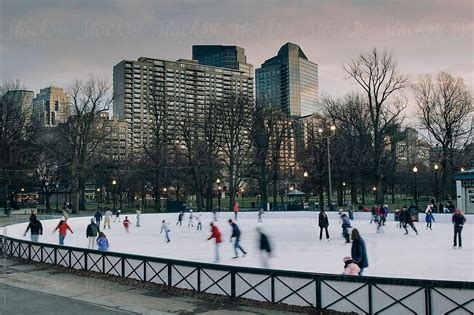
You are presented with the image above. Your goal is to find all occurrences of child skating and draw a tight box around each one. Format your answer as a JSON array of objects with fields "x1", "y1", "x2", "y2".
[
  {"x1": 53, "y1": 218, "x2": 73, "y2": 246},
  {"x1": 96, "y1": 232, "x2": 109, "y2": 251}
]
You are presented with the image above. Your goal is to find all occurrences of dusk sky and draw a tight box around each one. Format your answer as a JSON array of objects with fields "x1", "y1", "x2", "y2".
[{"x1": 1, "y1": 0, "x2": 472, "y2": 123}]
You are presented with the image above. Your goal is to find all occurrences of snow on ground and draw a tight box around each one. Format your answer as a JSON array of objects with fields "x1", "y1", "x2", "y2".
[{"x1": 4, "y1": 211, "x2": 473, "y2": 282}]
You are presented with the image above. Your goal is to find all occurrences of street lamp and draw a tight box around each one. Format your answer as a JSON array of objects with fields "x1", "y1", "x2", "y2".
[
  {"x1": 342, "y1": 182, "x2": 346, "y2": 205},
  {"x1": 240, "y1": 188, "x2": 244, "y2": 207},
  {"x1": 413, "y1": 166, "x2": 418, "y2": 209},
  {"x1": 56, "y1": 183, "x2": 59, "y2": 213},
  {"x1": 97, "y1": 188, "x2": 101, "y2": 209},
  {"x1": 112, "y1": 180, "x2": 117, "y2": 212},
  {"x1": 460, "y1": 167, "x2": 465, "y2": 172},
  {"x1": 318, "y1": 125, "x2": 336, "y2": 209},
  {"x1": 217, "y1": 184, "x2": 221, "y2": 211},
  {"x1": 303, "y1": 171, "x2": 308, "y2": 178},
  {"x1": 163, "y1": 187, "x2": 167, "y2": 210},
  {"x1": 434, "y1": 164, "x2": 439, "y2": 201},
  {"x1": 372, "y1": 186, "x2": 376, "y2": 201}
]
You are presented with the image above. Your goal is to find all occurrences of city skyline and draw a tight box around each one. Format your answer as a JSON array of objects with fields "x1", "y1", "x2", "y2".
[{"x1": 1, "y1": 0, "x2": 472, "y2": 124}]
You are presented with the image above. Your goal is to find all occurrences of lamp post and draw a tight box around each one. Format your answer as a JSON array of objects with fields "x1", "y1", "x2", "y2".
[
  {"x1": 216, "y1": 179, "x2": 221, "y2": 211},
  {"x1": 112, "y1": 180, "x2": 117, "y2": 212},
  {"x1": 97, "y1": 188, "x2": 101, "y2": 209},
  {"x1": 163, "y1": 188, "x2": 167, "y2": 210},
  {"x1": 240, "y1": 188, "x2": 244, "y2": 207},
  {"x1": 342, "y1": 182, "x2": 346, "y2": 205},
  {"x1": 434, "y1": 164, "x2": 439, "y2": 201},
  {"x1": 318, "y1": 125, "x2": 336, "y2": 209},
  {"x1": 56, "y1": 183, "x2": 59, "y2": 213},
  {"x1": 413, "y1": 166, "x2": 418, "y2": 210},
  {"x1": 372, "y1": 186, "x2": 376, "y2": 202},
  {"x1": 303, "y1": 171, "x2": 309, "y2": 202}
]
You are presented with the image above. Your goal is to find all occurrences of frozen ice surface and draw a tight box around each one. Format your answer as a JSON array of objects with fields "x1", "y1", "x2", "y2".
[{"x1": 5, "y1": 211, "x2": 473, "y2": 282}]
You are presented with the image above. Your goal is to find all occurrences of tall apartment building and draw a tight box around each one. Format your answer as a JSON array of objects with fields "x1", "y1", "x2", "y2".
[
  {"x1": 192, "y1": 45, "x2": 254, "y2": 77},
  {"x1": 3, "y1": 90, "x2": 34, "y2": 119},
  {"x1": 256, "y1": 43, "x2": 319, "y2": 117},
  {"x1": 113, "y1": 57, "x2": 254, "y2": 153},
  {"x1": 32, "y1": 86, "x2": 71, "y2": 127},
  {"x1": 98, "y1": 112, "x2": 128, "y2": 161}
]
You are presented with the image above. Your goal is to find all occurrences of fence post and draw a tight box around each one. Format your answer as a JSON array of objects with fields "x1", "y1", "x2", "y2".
[
  {"x1": 231, "y1": 271, "x2": 236, "y2": 298},
  {"x1": 425, "y1": 285, "x2": 432, "y2": 315},
  {"x1": 316, "y1": 277, "x2": 322, "y2": 309},
  {"x1": 271, "y1": 275, "x2": 275, "y2": 303},
  {"x1": 69, "y1": 250, "x2": 72, "y2": 267},
  {"x1": 28, "y1": 243, "x2": 31, "y2": 260},
  {"x1": 41, "y1": 245, "x2": 43, "y2": 262},
  {"x1": 368, "y1": 284, "x2": 373, "y2": 315},
  {"x1": 54, "y1": 248, "x2": 57, "y2": 265},
  {"x1": 197, "y1": 268, "x2": 201, "y2": 292},
  {"x1": 121, "y1": 258, "x2": 125, "y2": 277},
  {"x1": 143, "y1": 261, "x2": 147, "y2": 282},
  {"x1": 168, "y1": 264, "x2": 172, "y2": 287},
  {"x1": 84, "y1": 252, "x2": 88, "y2": 270}
]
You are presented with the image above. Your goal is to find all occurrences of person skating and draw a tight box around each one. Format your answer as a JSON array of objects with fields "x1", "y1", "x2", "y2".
[
  {"x1": 342, "y1": 256, "x2": 360, "y2": 276},
  {"x1": 86, "y1": 218, "x2": 99, "y2": 249},
  {"x1": 228, "y1": 219, "x2": 247, "y2": 258},
  {"x1": 114, "y1": 208, "x2": 122, "y2": 223},
  {"x1": 351, "y1": 228, "x2": 368, "y2": 276},
  {"x1": 96, "y1": 232, "x2": 109, "y2": 251},
  {"x1": 233, "y1": 203, "x2": 239, "y2": 221},
  {"x1": 348, "y1": 204, "x2": 354, "y2": 221},
  {"x1": 123, "y1": 216, "x2": 131, "y2": 233},
  {"x1": 24, "y1": 215, "x2": 43, "y2": 242},
  {"x1": 213, "y1": 209, "x2": 218, "y2": 221},
  {"x1": 370, "y1": 205, "x2": 377, "y2": 224},
  {"x1": 318, "y1": 209, "x2": 330, "y2": 241},
  {"x1": 341, "y1": 214, "x2": 351, "y2": 243},
  {"x1": 104, "y1": 209, "x2": 113, "y2": 229},
  {"x1": 401, "y1": 205, "x2": 418, "y2": 235},
  {"x1": 256, "y1": 227, "x2": 272, "y2": 268},
  {"x1": 160, "y1": 220, "x2": 171, "y2": 242},
  {"x1": 136, "y1": 208, "x2": 142, "y2": 227},
  {"x1": 176, "y1": 211, "x2": 184, "y2": 226},
  {"x1": 94, "y1": 209, "x2": 103, "y2": 230},
  {"x1": 53, "y1": 218, "x2": 73, "y2": 246},
  {"x1": 188, "y1": 209, "x2": 194, "y2": 227},
  {"x1": 196, "y1": 212, "x2": 202, "y2": 230},
  {"x1": 258, "y1": 208, "x2": 264, "y2": 222},
  {"x1": 452, "y1": 210, "x2": 466, "y2": 249},
  {"x1": 207, "y1": 223, "x2": 222, "y2": 263},
  {"x1": 425, "y1": 205, "x2": 435, "y2": 230}
]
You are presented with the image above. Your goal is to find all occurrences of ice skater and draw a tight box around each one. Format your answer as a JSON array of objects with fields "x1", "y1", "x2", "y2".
[
  {"x1": 351, "y1": 229, "x2": 368, "y2": 276},
  {"x1": 136, "y1": 208, "x2": 142, "y2": 227},
  {"x1": 401, "y1": 205, "x2": 418, "y2": 235},
  {"x1": 341, "y1": 214, "x2": 351, "y2": 243},
  {"x1": 104, "y1": 209, "x2": 113, "y2": 229},
  {"x1": 342, "y1": 256, "x2": 360, "y2": 276},
  {"x1": 160, "y1": 220, "x2": 171, "y2": 242},
  {"x1": 256, "y1": 227, "x2": 272, "y2": 268},
  {"x1": 207, "y1": 223, "x2": 222, "y2": 263},
  {"x1": 213, "y1": 209, "x2": 218, "y2": 221},
  {"x1": 96, "y1": 232, "x2": 109, "y2": 251},
  {"x1": 452, "y1": 210, "x2": 466, "y2": 249},
  {"x1": 318, "y1": 209, "x2": 330, "y2": 241},
  {"x1": 23, "y1": 215, "x2": 43, "y2": 242},
  {"x1": 176, "y1": 211, "x2": 184, "y2": 226},
  {"x1": 86, "y1": 218, "x2": 99, "y2": 249},
  {"x1": 228, "y1": 219, "x2": 246, "y2": 258},
  {"x1": 53, "y1": 218, "x2": 73, "y2": 246},
  {"x1": 123, "y1": 216, "x2": 131, "y2": 233},
  {"x1": 94, "y1": 209, "x2": 102, "y2": 230},
  {"x1": 233, "y1": 203, "x2": 239, "y2": 221},
  {"x1": 196, "y1": 212, "x2": 202, "y2": 230},
  {"x1": 114, "y1": 208, "x2": 121, "y2": 222},
  {"x1": 258, "y1": 208, "x2": 264, "y2": 222},
  {"x1": 425, "y1": 206, "x2": 435, "y2": 230},
  {"x1": 188, "y1": 209, "x2": 194, "y2": 227},
  {"x1": 348, "y1": 204, "x2": 354, "y2": 221}
]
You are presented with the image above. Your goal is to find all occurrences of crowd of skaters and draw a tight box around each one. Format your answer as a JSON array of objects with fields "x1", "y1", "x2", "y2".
[{"x1": 22, "y1": 200, "x2": 468, "y2": 275}]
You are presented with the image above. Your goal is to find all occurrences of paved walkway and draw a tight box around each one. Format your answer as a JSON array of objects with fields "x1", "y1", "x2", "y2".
[{"x1": 0, "y1": 214, "x2": 308, "y2": 315}]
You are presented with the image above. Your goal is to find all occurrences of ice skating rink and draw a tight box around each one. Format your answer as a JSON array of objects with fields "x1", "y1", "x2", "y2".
[{"x1": 5, "y1": 211, "x2": 473, "y2": 281}]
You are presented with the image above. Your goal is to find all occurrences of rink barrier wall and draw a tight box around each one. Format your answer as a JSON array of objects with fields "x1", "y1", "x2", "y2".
[{"x1": 1, "y1": 236, "x2": 473, "y2": 315}]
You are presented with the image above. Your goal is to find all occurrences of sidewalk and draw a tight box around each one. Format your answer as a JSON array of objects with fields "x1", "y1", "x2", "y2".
[{"x1": 0, "y1": 215, "x2": 348, "y2": 315}]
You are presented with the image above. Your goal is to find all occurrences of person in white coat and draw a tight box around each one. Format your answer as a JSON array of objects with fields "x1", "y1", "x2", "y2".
[
  {"x1": 188, "y1": 209, "x2": 194, "y2": 227},
  {"x1": 136, "y1": 208, "x2": 142, "y2": 227},
  {"x1": 103, "y1": 209, "x2": 113, "y2": 229},
  {"x1": 160, "y1": 220, "x2": 171, "y2": 242},
  {"x1": 196, "y1": 212, "x2": 202, "y2": 230}
]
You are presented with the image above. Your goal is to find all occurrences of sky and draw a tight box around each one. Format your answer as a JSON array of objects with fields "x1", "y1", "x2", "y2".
[{"x1": 0, "y1": 0, "x2": 473, "y2": 125}]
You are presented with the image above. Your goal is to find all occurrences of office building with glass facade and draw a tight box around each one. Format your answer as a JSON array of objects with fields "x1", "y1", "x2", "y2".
[{"x1": 192, "y1": 45, "x2": 253, "y2": 78}]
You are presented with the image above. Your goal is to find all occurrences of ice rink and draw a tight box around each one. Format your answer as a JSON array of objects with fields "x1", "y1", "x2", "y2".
[{"x1": 4, "y1": 211, "x2": 473, "y2": 282}]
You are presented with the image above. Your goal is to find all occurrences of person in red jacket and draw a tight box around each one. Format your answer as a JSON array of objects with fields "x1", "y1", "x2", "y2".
[
  {"x1": 207, "y1": 223, "x2": 222, "y2": 262},
  {"x1": 53, "y1": 218, "x2": 73, "y2": 245},
  {"x1": 123, "y1": 216, "x2": 131, "y2": 233}
]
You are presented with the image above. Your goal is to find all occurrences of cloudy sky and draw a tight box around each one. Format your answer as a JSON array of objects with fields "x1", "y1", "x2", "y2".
[{"x1": 1, "y1": 0, "x2": 472, "y2": 122}]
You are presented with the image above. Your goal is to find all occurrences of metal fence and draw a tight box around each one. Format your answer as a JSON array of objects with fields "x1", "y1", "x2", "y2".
[{"x1": 1, "y1": 236, "x2": 473, "y2": 315}]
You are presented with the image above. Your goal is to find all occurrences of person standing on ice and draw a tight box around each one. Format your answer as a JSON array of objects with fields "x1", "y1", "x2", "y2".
[
  {"x1": 258, "y1": 208, "x2": 264, "y2": 222},
  {"x1": 348, "y1": 203, "x2": 354, "y2": 221},
  {"x1": 318, "y1": 209, "x2": 330, "y2": 241},
  {"x1": 114, "y1": 208, "x2": 122, "y2": 223},
  {"x1": 342, "y1": 256, "x2": 360, "y2": 276},
  {"x1": 188, "y1": 209, "x2": 194, "y2": 227},
  {"x1": 425, "y1": 205, "x2": 435, "y2": 230},
  {"x1": 103, "y1": 209, "x2": 113, "y2": 229},
  {"x1": 452, "y1": 210, "x2": 466, "y2": 249},
  {"x1": 176, "y1": 211, "x2": 184, "y2": 226},
  {"x1": 256, "y1": 227, "x2": 272, "y2": 268},
  {"x1": 53, "y1": 218, "x2": 73, "y2": 246},
  {"x1": 24, "y1": 215, "x2": 43, "y2": 242},
  {"x1": 228, "y1": 219, "x2": 247, "y2": 258},
  {"x1": 233, "y1": 203, "x2": 239, "y2": 221},
  {"x1": 341, "y1": 214, "x2": 351, "y2": 243},
  {"x1": 350, "y1": 229, "x2": 368, "y2": 276},
  {"x1": 94, "y1": 209, "x2": 102, "y2": 230},
  {"x1": 86, "y1": 218, "x2": 99, "y2": 249},
  {"x1": 213, "y1": 208, "x2": 218, "y2": 221},
  {"x1": 160, "y1": 220, "x2": 171, "y2": 242},
  {"x1": 196, "y1": 212, "x2": 202, "y2": 230},
  {"x1": 207, "y1": 223, "x2": 222, "y2": 262},
  {"x1": 123, "y1": 216, "x2": 131, "y2": 233},
  {"x1": 136, "y1": 208, "x2": 142, "y2": 227}
]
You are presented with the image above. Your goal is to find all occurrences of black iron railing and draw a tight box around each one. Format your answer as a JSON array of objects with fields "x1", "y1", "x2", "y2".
[{"x1": 1, "y1": 236, "x2": 472, "y2": 315}]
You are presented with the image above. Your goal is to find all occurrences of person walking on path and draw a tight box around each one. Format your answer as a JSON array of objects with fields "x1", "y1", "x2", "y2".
[
  {"x1": 256, "y1": 227, "x2": 272, "y2": 268},
  {"x1": 86, "y1": 218, "x2": 99, "y2": 249},
  {"x1": 176, "y1": 211, "x2": 184, "y2": 226},
  {"x1": 258, "y1": 208, "x2": 264, "y2": 222},
  {"x1": 207, "y1": 223, "x2": 222, "y2": 263},
  {"x1": 196, "y1": 212, "x2": 202, "y2": 230},
  {"x1": 94, "y1": 209, "x2": 103, "y2": 231},
  {"x1": 342, "y1": 256, "x2": 360, "y2": 276},
  {"x1": 160, "y1": 220, "x2": 171, "y2": 242},
  {"x1": 452, "y1": 210, "x2": 466, "y2": 249},
  {"x1": 53, "y1": 218, "x2": 73, "y2": 246},
  {"x1": 24, "y1": 216, "x2": 43, "y2": 242},
  {"x1": 351, "y1": 228, "x2": 368, "y2": 276},
  {"x1": 425, "y1": 205, "x2": 435, "y2": 230},
  {"x1": 136, "y1": 208, "x2": 142, "y2": 227},
  {"x1": 233, "y1": 203, "x2": 239, "y2": 221},
  {"x1": 96, "y1": 232, "x2": 109, "y2": 251},
  {"x1": 123, "y1": 216, "x2": 131, "y2": 233},
  {"x1": 318, "y1": 209, "x2": 330, "y2": 241},
  {"x1": 228, "y1": 219, "x2": 247, "y2": 258},
  {"x1": 104, "y1": 209, "x2": 113, "y2": 229},
  {"x1": 188, "y1": 209, "x2": 194, "y2": 227}
]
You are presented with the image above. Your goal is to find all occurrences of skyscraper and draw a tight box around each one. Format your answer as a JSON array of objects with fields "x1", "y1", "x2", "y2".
[
  {"x1": 256, "y1": 43, "x2": 319, "y2": 117},
  {"x1": 192, "y1": 45, "x2": 253, "y2": 77},
  {"x1": 4, "y1": 90, "x2": 34, "y2": 120},
  {"x1": 113, "y1": 56, "x2": 254, "y2": 153},
  {"x1": 32, "y1": 86, "x2": 71, "y2": 127}
]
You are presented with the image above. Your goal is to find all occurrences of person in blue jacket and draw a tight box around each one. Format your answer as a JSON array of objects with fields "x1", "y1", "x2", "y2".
[
  {"x1": 351, "y1": 228, "x2": 368, "y2": 276},
  {"x1": 94, "y1": 209, "x2": 103, "y2": 230},
  {"x1": 96, "y1": 231, "x2": 109, "y2": 251},
  {"x1": 425, "y1": 206, "x2": 435, "y2": 230}
]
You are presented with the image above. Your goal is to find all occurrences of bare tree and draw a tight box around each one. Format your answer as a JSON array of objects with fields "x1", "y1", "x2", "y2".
[
  {"x1": 344, "y1": 48, "x2": 408, "y2": 203},
  {"x1": 413, "y1": 72, "x2": 473, "y2": 199},
  {"x1": 60, "y1": 76, "x2": 112, "y2": 214}
]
